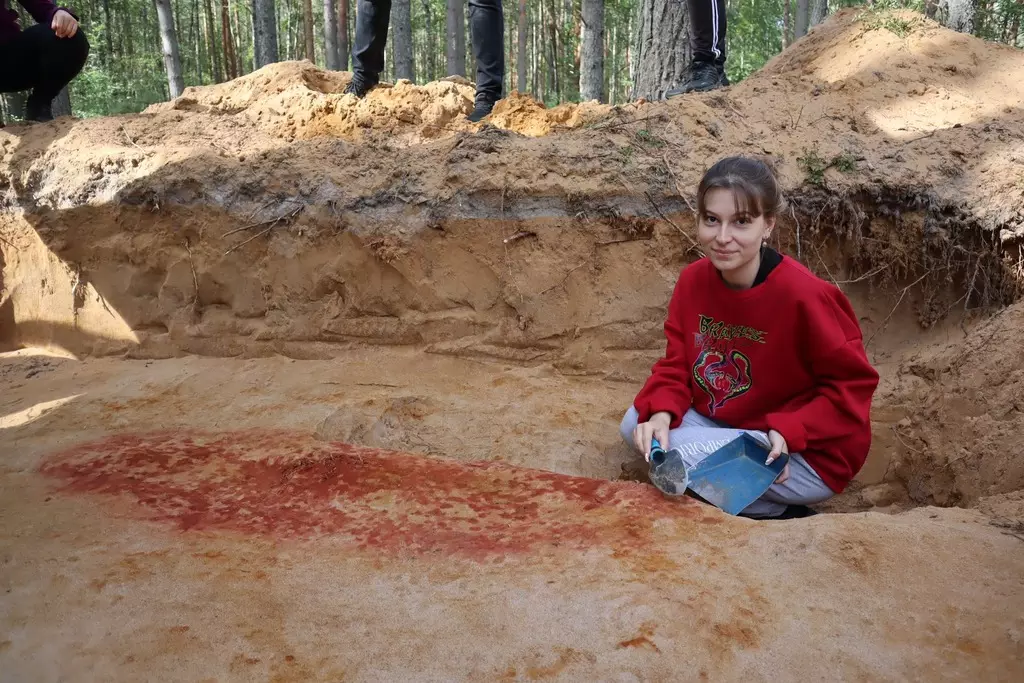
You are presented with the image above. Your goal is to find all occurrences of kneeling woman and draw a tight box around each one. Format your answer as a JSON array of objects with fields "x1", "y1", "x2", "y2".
[{"x1": 621, "y1": 156, "x2": 879, "y2": 518}]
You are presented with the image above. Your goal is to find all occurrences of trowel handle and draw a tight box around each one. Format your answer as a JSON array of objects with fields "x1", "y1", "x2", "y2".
[{"x1": 649, "y1": 438, "x2": 667, "y2": 466}]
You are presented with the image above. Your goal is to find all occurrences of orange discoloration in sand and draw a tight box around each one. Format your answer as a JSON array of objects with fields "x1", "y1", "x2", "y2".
[{"x1": 40, "y1": 430, "x2": 716, "y2": 560}]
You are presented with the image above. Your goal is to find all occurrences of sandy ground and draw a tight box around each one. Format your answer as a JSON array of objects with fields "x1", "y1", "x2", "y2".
[{"x1": 2, "y1": 349, "x2": 1023, "y2": 681}]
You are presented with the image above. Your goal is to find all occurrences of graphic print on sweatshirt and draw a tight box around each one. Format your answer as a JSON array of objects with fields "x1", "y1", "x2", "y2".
[{"x1": 691, "y1": 314, "x2": 767, "y2": 415}]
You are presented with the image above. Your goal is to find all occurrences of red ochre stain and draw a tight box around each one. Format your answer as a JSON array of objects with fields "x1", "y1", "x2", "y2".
[{"x1": 40, "y1": 430, "x2": 712, "y2": 560}]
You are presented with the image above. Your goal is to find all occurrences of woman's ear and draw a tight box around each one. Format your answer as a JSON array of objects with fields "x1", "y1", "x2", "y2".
[{"x1": 764, "y1": 215, "x2": 777, "y2": 241}]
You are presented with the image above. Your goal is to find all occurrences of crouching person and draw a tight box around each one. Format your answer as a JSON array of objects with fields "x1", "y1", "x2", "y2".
[{"x1": 0, "y1": 2, "x2": 88, "y2": 122}]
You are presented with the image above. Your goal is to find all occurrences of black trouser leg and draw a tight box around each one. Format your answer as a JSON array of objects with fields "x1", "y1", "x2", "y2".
[
  {"x1": 0, "y1": 24, "x2": 89, "y2": 100},
  {"x1": 351, "y1": 0, "x2": 391, "y2": 84},
  {"x1": 468, "y1": 0, "x2": 504, "y2": 101},
  {"x1": 685, "y1": 0, "x2": 726, "y2": 65}
]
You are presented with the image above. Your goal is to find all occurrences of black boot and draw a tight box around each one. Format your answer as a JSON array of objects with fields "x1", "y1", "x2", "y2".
[
  {"x1": 467, "y1": 95, "x2": 497, "y2": 123},
  {"x1": 25, "y1": 95, "x2": 54, "y2": 123},
  {"x1": 664, "y1": 61, "x2": 727, "y2": 99},
  {"x1": 343, "y1": 74, "x2": 374, "y2": 99}
]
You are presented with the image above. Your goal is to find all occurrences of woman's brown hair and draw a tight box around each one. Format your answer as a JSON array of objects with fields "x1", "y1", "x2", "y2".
[{"x1": 696, "y1": 156, "x2": 784, "y2": 220}]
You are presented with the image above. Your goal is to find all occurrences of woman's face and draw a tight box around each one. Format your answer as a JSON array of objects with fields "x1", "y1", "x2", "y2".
[{"x1": 697, "y1": 188, "x2": 775, "y2": 281}]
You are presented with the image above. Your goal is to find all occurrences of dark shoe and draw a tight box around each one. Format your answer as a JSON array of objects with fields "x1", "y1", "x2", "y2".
[
  {"x1": 664, "y1": 61, "x2": 727, "y2": 99},
  {"x1": 467, "y1": 97, "x2": 496, "y2": 123},
  {"x1": 343, "y1": 75, "x2": 373, "y2": 99},
  {"x1": 25, "y1": 96, "x2": 54, "y2": 123}
]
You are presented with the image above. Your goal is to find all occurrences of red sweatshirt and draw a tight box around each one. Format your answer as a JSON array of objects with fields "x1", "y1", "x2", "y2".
[{"x1": 632, "y1": 256, "x2": 879, "y2": 493}]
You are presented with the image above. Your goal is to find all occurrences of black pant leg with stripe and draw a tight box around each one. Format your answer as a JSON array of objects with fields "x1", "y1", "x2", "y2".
[{"x1": 687, "y1": 0, "x2": 727, "y2": 65}]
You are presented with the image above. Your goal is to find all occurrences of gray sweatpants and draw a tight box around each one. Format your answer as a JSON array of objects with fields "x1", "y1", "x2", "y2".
[{"x1": 620, "y1": 406, "x2": 834, "y2": 518}]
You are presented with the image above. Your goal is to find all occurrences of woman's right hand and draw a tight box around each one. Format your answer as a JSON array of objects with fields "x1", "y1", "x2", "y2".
[{"x1": 633, "y1": 411, "x2": 672, "y2": 462}]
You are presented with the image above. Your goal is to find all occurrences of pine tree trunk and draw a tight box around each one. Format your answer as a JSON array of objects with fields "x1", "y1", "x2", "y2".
[
  {"x1": 580, "y1": 0, "x2": 604, "y2": 102},
  {"x1": 516, "y1": 0, "x2": 527, "y2": 92},
  {"x1": 103, "y1": 0, "x2": 114, "y2": 59},
  {"x1": 532, "y1": 0, "x2": 540, "y2": 97},
  {"x1": 324, "y1": 0, "x2": 339, "y2": 68},
  {"x1": 392, "y1": 0, "x2": 414, "y2": 80},
  {"x1": 338, "y1": 0, "x2": 349, "y2": 69},
  {"x1": 193, "y1": 0, "x2": 205, "y2": 80},
  {"x1": 205, "y1": 0, "x2": 223, "y2": 80},
  {"x1": 784, "y1": 0, "x2": 791, "y2": 46},
  {"x1": 421, "y1": 0, "x2": 436, "y2": 81},
  {"x1": 795, "y1": 0, "x2": 809, "y2": 38},
  {"x1": 234, "y1": 0, "x2": 247, "y2": 74},
  {"x1": 942, "y1": 0, "x2": 975, "y2": 33},
  {"x1": 155, "y1": 0, "x2": 186, "y2": 97},
  {"x1": 302, "y1": 0, "x2": 316, "y2": 62},
  {"x1": 253, "y1": 0, "x2": 279, "y2": 67},
  {"x1": 632, "y1": 0, "x2": 690, "y2": 100},
  {"x1": 222, "y1": 0, "x2": 238, "y2": 79},
  {"x1": 446, "y1": 0, "x2": 466, "y2": 76},
  {"x1": 547, "y1": 0, "x2": 559, "y2": 101},
  {"x1": 810, "y1": 0, "x2": 827, "y2": 28}
]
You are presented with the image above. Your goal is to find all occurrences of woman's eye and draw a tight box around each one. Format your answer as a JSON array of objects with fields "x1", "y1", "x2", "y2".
[{"x1": 705, "y1": 216, "x2": 718, "y2": 224}]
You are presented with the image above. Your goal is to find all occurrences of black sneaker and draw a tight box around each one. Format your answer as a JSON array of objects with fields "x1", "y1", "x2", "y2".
[
  {"x1": 664, "y1": 61, "x2": 727, "y2": 99},
  {"x1": 25, "y1": 95, "x2": 54, "y2": 123},
  {"x1": 467, "y1": 97, "x2": 496, "y2": 123},
  {"x1": 343, "y1": 75, "x2": 373, "y2": 99}
]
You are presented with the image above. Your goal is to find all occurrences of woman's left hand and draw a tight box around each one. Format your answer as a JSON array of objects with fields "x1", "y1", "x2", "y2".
[
  {"x1": 766, "y1": 429, "x2": 790, "y2": 483},
  {"x1": 766, "y1": 429, "x2": 788, "y2": 465},
  {"x1": 52, "y1": 9, "x2": 79, "y2": 38}
]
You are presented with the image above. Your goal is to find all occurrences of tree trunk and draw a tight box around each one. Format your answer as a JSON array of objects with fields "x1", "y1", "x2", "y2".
[
  {"x1": 783, "y1": 0, "x2": 791, "y2": 46},
  {"x1": 941, "y1": 0, "x2": 975, "y2": 33},
  {"x1": 155, "y1": 0, "x2": 186, "y2": 97},
  {"x1": 221, "y1": 0, "x2": 238, "y2": 79},
  {"x1": 810, "y1": 0, "x2": 827, "y2": 28},
  {"x1": 446, "y1": 0, "x2": 465, "y2": 76},
  {"x1": 324, "y1": 0, "x2": 339, "y2": 69},
  {"x1": 795, "y1": 0, "x2": 809, "y2": 38},
  {"x1": 253, "y1": 0, "x2": 279, "y2": 68},
  {"x1": 233, "y1": 0, "x2": 248, "y2": 74},
  {"x1": 102, "y1": 0, "x2": 114, "y2": 59},
  {"x1": 52, "y1": 86, "x2": 72, "y2": 118},
  {"x1": 532, "y1": 0, "x2": 540, "y2": 98},
  {"x1": 204, "y1": 0, "x2": 223, "y2": 81},
  {"x1": 338, "y1": 0, "x2": 349, "y2": 69},
  {"x1": 420, "y1": 0, "x2": 436, "y2": 81},
  {"x1": 302, "y1": 0, "x2": 316, "y2": 62},
  {"x1": 516, "y1": 0, "x2": 527, "y2": 92},
  {"x1": 580, "y1": 0, "x2": 604, "y2": 102},
  {"x1": 193, "y1": 0, "x2": 205, "y2": 81},
  {"x1": 392, "y1": 0, "x2": 414, "y2": 80},
  {"x1": 924, "y1": 0, "x2": 939, "y2": 19},
  {"x1": 632, "y1": 0, "x2": 690, "y2": 100},
  {"x1": 547, "y1": 0, "x2": 559, "y2": 101}
]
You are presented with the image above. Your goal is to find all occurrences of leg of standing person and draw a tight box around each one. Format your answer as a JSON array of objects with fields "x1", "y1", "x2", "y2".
[
  {"x1": 664, "y1": 0, "x2": 728, "y2": 98},
  {"x1": 619, "y1": 406, "x2": 834, "y2": 518},
  {"x1": 466, "y1": 0, "x2": 504, "y2": 122},
  {"x1": 0, "y1": 24, "x2": 89, "y2": 122},
  {"x1": 346, "y1": 0, "x2": 392, "y2": 97}
]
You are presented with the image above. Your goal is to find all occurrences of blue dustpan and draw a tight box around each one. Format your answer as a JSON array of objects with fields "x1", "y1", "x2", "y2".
[{"x1": 685, "y1": 433, "x2": 789, "y2": 515}]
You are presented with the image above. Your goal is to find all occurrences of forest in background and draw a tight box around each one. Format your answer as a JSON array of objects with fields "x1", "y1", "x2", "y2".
[{"x1": 3, "y1": 0, "x2": 1023, "y2": 119}]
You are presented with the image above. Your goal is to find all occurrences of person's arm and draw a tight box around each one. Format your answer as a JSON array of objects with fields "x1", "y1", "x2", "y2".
[
  {"x1": 632, "y1": 275, "x2": 694, "y2": 430},
  {"x1": 764, "y1": 289, "x2": 879, "y2": 453},
  {"x1": 17, "y1": 1, "x2": 77, "y2": 28}
]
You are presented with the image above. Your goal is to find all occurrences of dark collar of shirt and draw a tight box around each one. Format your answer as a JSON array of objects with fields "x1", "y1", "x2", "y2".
[{"x1": 752, "y1": 245, "x2": 783, "y2": 287}]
